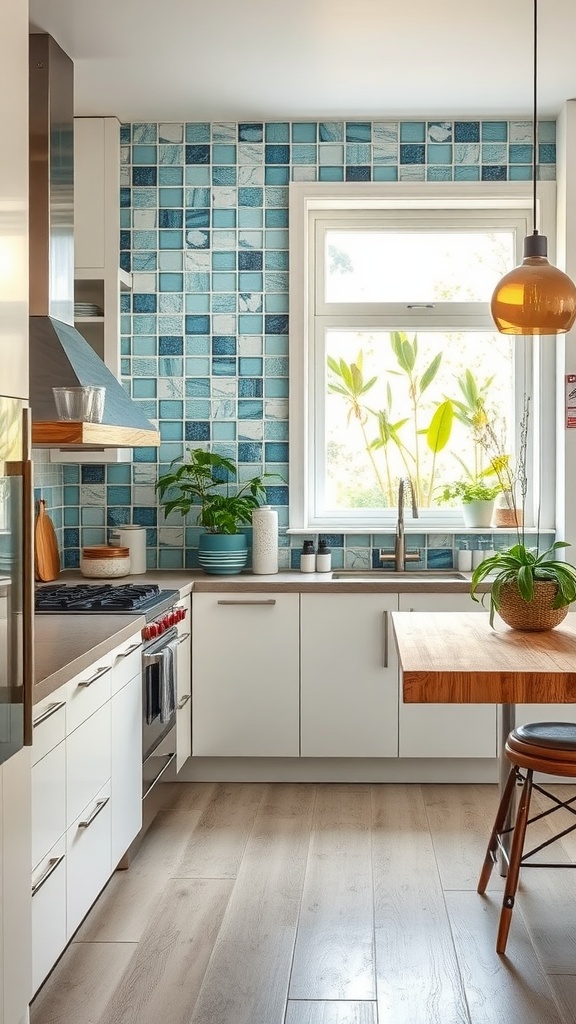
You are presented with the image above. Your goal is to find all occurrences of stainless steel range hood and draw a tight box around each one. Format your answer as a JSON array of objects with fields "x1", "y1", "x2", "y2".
[{"x1": 28, "y1": 34, "x2": 159, "y2": 449}]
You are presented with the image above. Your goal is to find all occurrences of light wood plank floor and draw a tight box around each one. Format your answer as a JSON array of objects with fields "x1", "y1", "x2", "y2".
[{"x1": 30, "y1": 782, "x2": 576, "y2": 1024}]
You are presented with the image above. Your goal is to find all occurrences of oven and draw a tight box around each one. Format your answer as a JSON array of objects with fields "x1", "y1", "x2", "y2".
[{"x1": 141, "y1": 603, "x2": 188, "y2": 799}]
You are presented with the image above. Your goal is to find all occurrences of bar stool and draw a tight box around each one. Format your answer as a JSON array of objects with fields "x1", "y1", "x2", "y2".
[{"x1": 477, "y1": 721, "x2": 576, "y2": 954}]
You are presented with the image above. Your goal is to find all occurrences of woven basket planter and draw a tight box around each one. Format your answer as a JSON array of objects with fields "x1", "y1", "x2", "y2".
[{"x1": 498, "y1": 580, "x2": 568, "y2": 632}]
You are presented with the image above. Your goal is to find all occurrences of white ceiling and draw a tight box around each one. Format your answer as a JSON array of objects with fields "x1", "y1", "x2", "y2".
[{"x1": 28, "y1": 0, "x2": 576, "y2": 123}]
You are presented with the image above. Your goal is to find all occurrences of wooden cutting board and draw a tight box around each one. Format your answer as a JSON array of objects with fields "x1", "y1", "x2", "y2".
[{"x1": 35, "y1": 499, "x2": 61, "y2": 582}]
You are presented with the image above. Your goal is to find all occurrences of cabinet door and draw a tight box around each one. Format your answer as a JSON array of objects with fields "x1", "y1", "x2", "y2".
[
  {"x1": 301, "y1": 593, "x2": 399, "y2": 757},
  {"x1": 31, "y1": 836, "x2": 67, "y2": 995},
  {"x1": 175, "y1": 597, "x2": 191, "y2": 771},
  {"x1": 66, "y1": 782, "x2": 111, "y2": 939},
  {"x1": 66, "y1": 703, "x2": 111, "y2": 827},
  {"x1": 192, "y1": 593, "x2": 299, "y2": 756},
  {"x1": 398, "y1": 593, "x2": 497, "y2": 757},
  {"x1": 111, "y1": 674, "x2": 142, "y2": 868},
  {"x1": 1, "y1": 747, "x2": 32, "y2": 1024},
  {"x1": 31, "y1": 740, "x2": 66, "y2": 871}
]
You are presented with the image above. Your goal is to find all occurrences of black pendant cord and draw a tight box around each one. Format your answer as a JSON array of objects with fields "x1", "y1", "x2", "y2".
[{"x1": 532, "y1": 0, "x2": 538, "y2": 235}]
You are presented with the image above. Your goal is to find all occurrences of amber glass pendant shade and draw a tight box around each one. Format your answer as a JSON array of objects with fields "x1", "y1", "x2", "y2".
[
  {"x1": 490, "y1": 0, "x2": 576, "y2": 336},
  {"x1": 491, "y1": 233, "x2": 576, "y2": 336}
]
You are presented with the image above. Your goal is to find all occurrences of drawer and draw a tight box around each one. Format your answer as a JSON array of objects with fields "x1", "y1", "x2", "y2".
[
  {"x1": 66, "y1": 781, "x2": 111, "y2": 939},
  {"x1": 32, "y1": 739, "x2": 66, "y2": 870},
  {"x1": 31, "y1": 835, "x2": 67, "y2": 995},
  {"x1": 66, "y1": 654, "x2": 113, "y2": 735},
  {"x1": 66, "y1": 702, "x2": 111, "y2": 827},
  {"x1": 32, "y1": 693, "x2": 66, "y2": 765},
  {"x1": 110, "y1": 634, "x2": 142, "y2": 696}
]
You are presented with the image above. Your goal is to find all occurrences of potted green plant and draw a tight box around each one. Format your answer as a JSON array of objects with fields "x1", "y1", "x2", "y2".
[
  {"x1": 155, "y1": 448, "x2": 277, "y2": 575},
  {"x1": 439, "y1": 480, "x2": 501, "y2": 528},
  {"x1": 470, "y1": 541, "x2": 576, "y2": 630},
  {"x1": 470, "y1": 398, "x2": 576, "y2": 630}
]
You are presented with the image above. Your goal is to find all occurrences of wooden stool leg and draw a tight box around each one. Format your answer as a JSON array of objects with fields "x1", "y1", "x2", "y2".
[
  {"x1": 496, "y1": 770, "x2": 533, "y2": 954},
  {"x1": 478, "y1": 766, "x2": 517, "y2": 894}
]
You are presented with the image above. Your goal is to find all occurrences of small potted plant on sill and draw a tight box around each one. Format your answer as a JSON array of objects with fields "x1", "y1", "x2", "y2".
[
  {"x1": 470, "y1": 398, "x2": 576, "y2": 630},
  {"x1": 439, "y1": 479, "x2": 501, "y2": 528},
  {"x1": 155, "y1": 448, "x2": 278, "y2": 575}
]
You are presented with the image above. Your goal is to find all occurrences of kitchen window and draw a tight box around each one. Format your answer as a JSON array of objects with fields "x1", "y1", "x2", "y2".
[{"x1": 289, "y1": 182, "x2": 557, "y2": 532}]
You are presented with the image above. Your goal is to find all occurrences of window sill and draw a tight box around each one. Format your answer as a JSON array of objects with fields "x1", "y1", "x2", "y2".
[{"x1": 286, "y1": 526, "x2": 556, "y2": 536}]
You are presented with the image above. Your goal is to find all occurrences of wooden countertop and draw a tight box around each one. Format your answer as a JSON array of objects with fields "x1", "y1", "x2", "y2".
[{"x1": 392, "y1": 611, "x2": 576, "y2": 705}]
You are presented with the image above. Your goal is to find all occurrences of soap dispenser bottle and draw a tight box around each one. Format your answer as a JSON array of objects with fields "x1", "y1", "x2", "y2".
[
  {"x1": 300, "y1": 540, "x2": 316, "y2": 572},
  {"x1": 316, "y1": 539, "x2": 332, "y2": 572}
]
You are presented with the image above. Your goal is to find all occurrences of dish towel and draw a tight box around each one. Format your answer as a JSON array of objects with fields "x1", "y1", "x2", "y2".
[{"x1": 159, "y1": 638, "x2": 178, "y2": 723}]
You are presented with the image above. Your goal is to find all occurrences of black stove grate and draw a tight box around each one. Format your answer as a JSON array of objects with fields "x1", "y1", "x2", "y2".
[{"x1": 35, "y1": 582, "x2": 164, "y2": 613}]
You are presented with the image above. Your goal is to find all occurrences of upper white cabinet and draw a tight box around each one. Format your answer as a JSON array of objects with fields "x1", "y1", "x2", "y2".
[
  {"x1": 301, "y1": 593, "x2": 399, "y2": 757},
  {"x1": 192, "y1": 593, "x2": 300, "y2": 756},
  {"x1": 51, "y1": 116, "x2": 131, "y2": 463},
  {"x1": 397, "y1": 593, "x2": 497, "y2": 758}
]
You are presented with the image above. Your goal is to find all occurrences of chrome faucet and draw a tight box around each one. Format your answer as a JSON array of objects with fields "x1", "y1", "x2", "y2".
[{"x1": 380, "y1": 476, "x2": 420, "y2": 571}]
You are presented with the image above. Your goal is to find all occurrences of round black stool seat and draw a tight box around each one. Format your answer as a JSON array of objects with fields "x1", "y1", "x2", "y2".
[{"x1": 513, "y1": 721, "x2": 576, "y2": 751}]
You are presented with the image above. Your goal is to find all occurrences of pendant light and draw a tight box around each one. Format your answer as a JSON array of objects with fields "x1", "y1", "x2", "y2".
[{"x1": 490, "y1": 0, "x2": 576, "y2": 335}]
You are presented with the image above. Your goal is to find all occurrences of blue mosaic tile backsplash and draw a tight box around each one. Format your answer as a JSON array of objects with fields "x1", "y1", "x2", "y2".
[{"x1": 36, "y1": 117, "x2": 556, "y2": 571}]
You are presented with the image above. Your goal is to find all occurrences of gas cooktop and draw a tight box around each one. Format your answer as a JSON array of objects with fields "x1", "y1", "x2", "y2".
[{"x1": 34, "y1": 582, "x2": 178, "y2": 620}]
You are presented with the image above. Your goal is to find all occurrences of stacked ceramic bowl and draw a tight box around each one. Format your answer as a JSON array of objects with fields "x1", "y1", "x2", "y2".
[{"x1": 197, "y1": 535, "x2": 248, "y2": 575}]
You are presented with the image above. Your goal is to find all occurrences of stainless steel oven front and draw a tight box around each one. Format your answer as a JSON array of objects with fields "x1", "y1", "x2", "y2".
[{"x1": 141, "y1": 625, "x2": 179, "y2": 799}]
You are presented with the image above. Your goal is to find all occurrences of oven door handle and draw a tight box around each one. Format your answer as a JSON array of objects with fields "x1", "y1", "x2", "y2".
[
  {"x1": 175, "y1": 631, "x2": 190, "y2": 645},
  {"x1": 143, "y1": 750, "x2": 176, "y2": 799}
]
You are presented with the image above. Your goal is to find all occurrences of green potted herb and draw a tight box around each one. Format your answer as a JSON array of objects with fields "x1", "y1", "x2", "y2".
[
  {"x1": 440, "y1": 480, "x2": 501, "y2": 528},
  {"x1": 155, "y1": 448, "x2": 277, "y2": 574}
]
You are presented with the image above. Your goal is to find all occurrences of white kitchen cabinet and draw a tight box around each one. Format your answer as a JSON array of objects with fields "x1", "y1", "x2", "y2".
[
  {"x1": 192, "y1": 592, "x2": 299, "y2": 756},
  {"x1": 31, "y1": 837, "x2": 66, "y2": 995},
  {"x1": 175, "y1": 597, "x2": 192, "y2": 771},
  {"x1": 66, "y1": 702, "x2": 111, "y2": 828},
  {"x1": 66, "y1": 782, "x2": 112, "y2": 939},
  {"x1": 31, "y1": 741, "x2": 66, "y2": 871},
  {"x1": 1, "y1": 748, "x2": 32, "y2": 1024},
  {"x1": 111, "y1": 673, "x2": 142, "y2": 868},
  {"x1": 30, "y1": 627, "x2": 144, "y2": 991},
  {"x1": 300, "y1": 593, "x2": 399, "y2": 757},
  {"x1": 397, "y1": 593, "x2": 497, "y2": 758},
  {"x1": 51, "y1": 115, "x2": 131, "y2": 464}
]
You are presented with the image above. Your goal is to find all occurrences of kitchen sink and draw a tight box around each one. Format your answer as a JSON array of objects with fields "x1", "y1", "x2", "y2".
[{"x1": 330, "y1": 570, "x2": 467, "y2": 582}]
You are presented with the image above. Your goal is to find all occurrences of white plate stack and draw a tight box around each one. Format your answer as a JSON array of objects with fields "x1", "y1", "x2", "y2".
[{"x1": 74, "y1": 302, "x2": 103, "y2": 317}]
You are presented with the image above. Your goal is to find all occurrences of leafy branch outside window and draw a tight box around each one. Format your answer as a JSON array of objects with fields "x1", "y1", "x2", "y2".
[{"x1": 327, "y1": 331, "x2": 511, "y2": 510}]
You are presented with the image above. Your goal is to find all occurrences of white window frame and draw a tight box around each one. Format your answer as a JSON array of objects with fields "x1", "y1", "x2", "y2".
[{"x1": 288, "y1": 181, "x2": 557, "y2": 534}]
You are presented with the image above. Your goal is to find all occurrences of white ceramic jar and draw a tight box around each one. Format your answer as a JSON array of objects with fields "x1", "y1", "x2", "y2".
[{"x1": 80, "y1": 545, "x2": 131, "y2": 578}]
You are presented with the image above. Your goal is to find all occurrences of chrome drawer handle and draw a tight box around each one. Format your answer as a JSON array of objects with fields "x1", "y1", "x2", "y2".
[
  {"x1": 33, "y1": 700, "x2": 66, "y2": 728},
  {"x1": 176, "y1": 631, "x2": 191, "y2": 644},
  {"x1": 177, "y1": 693, "x2": 191, "y2": 710},
  {"x1": 78, "y1": 796, "x2": 110, "y2": 829},
  {"x1": 116, "y1": 642, "x2": 142, "y2": 658},
  {"x1": 217, "y1": 599, "x2": 276, "y2": 606},
  {"x1": 31, "y1": 855, "x2": 65, "y2": 897},
  {"x1": 382, "y1": 610, "x2": 388, "y2": 668},
  {"x1": 77, "y1": 665, "x2": 111, "y2": 688}
]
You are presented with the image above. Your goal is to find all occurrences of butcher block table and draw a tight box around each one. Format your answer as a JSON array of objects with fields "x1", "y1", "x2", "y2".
[{"x1": 391, "y1": 611, "x2": 576, "y2": 794}]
